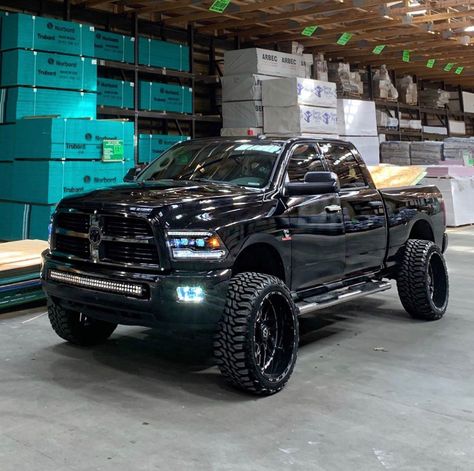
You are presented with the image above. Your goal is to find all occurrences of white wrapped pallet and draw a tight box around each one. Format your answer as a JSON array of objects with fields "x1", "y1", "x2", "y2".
[
  {"x1": 448, "y1": 120, "x2": 466, "y2": 135},
  {"x1": 423, "y1": 126, "x2": 448, "y2": 135},
  {"x1": 263, "y1": 105, "x2": 338, "y2": 134},
  {"x1": 443, "y1": 138, "x2": 474, "y2": 162},
  {"x1": 262, "y1": 77, "x2": 337, "y2": 108},
  {"x1": 337, "y1": 99, "x2": 377, "y2": 136},
  {"x1": 220, "y1": 127, "x2": 263, "y2": 137},
  {"x1": 221, "y1": 74, "x2": 277, "y2": 102},
  {"x1": 424, "y1": 177, "x2": 474, "y2": 226},
  {"x1": 222, "y1": 101, "x2": 263, "y2": 128},
  {"x1": 462, "y1": 91, "x2": 474, "y2": 113},
  {"x1": 224, "y1": 48, "x2": 310, "y2": 78},
  {"x1": 341, "y1": 136, "x2": 380, "y2": 165}
]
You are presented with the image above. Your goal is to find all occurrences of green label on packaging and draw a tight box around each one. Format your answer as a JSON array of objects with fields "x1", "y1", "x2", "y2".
[
  {"x1": 302, "y1": 25, "x2": 318, "y2": 37},
  {"x1": 444, "y1": 62, "x2": 455, "y2": 71},
  {"x1": 455, "y1": 66, "x2": 464, "y2": 75},
  {"x1": 337, "y1": 32, "x2": 353, "y2": 46},
  {"x1": 209, "y1": 0, "x2": 231, "y2": 13},
  {"x1": 402, "y1": 50, "x2": 410, "y2": 62},
  {"x1": 426, "y1": 58, "x2": 435, "y2": 68},
  {"x1": 103, "y1": 139, "x2": 124, "y2": 162},
  {"x1": 372, "y1": 44, "x2": 386, "y2": 55}
]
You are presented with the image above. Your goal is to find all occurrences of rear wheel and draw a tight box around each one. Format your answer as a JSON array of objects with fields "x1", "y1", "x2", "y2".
[
  {"x1": 214, "y1": 272, "x2": 299, "y2": 395},
  {"x1": 48, "y1": 302, "x2": 117, "y2": 346},
  {"x1": 397, "y1": 239, "x2": 449, "y2": 321}
]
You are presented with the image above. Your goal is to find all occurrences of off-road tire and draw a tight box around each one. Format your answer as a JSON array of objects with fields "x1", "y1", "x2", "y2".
[
  {"x1": 397, "y1": 239, "x2": 449, "y2": 321},
  {"x1": 214, "y1": 272, "x2": 299, "y2": 395},
  {"x1": 48, "y1": 302, "x2": 117, "y2": 346}
]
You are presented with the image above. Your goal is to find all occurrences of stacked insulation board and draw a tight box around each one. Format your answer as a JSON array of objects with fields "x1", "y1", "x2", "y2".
[
  {"x1": 94, "y1": 30, "x2": 134, "y2": 63},
  {"x1": 138, "y1": 134, "x2": 190, "y2": 164},
  {"x1": 139, "y1": 82, "x2": 193, "y2": 113},
  {"x1": 97, "y1": 78, "x2": 134, "y2": 109},
  {"x1": 0, "y1": 240, "x2": 48, "y2": 311},
  {"x1": 138, "y1": 37, "x2": 190, "y2": 71}
]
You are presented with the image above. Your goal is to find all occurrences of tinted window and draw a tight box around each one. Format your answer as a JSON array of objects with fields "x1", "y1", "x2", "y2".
[
  {"x1": 287, "y1": 144, "x2": 325, "y2": 183},
  {"x1": 319, "y1": 143, "x2": 366, "y2": 189},
  {"x1": 138, "y1": 140, "x2": 283, "y2": 188}
]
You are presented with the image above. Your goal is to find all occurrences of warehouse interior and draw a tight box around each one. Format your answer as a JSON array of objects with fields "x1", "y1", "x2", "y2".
[{"x1": 1, "y1": 0, "x2": 474, "y2": 469}]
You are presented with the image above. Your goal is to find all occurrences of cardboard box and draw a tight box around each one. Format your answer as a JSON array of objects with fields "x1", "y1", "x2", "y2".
[
  {"x1": 222, "y1": 101, "x2": 263, "y2": 128},
  {"x1": 1, "y1": 50, "x2": 97, "y2": 91},
  {"x1": 262, "y1": 78, "x2": 337, "y2": 108},
  {"x1": 14, "y1": 118, "x2": 134, "y2": 160},
  {"x1": 0, "y1": 201, "x2": 55, "y2": 240},
  {"x1": 138, "y1": 134, "x2": 190, "y2": 163},
  {"x1": 263, "y1": 105, "x2": 338, "y2": 134},
  {"x1": 337, "y1": 99, "x2": 377, "y2": 136},
  {"x1": 221, "y1": 74, "x2": 276, "y2": 102},
  {"x1": 138, "y1": 37, "x2": 190, "y2": 71},
  {"x1": 0, "y1": 87, "x2": 97, "y2": 123},
  {"x1": 94, "y1": 30, "x2": 134, "y2": 63},
  {"x1": 224, "y1": 48, "x2": 310, "y2": 78},
  {"x1": 0, "y1": 12, "x2": 95, "y2": 56},
  {"x1": 139, "y1": 82, "x2": 193, "y2": 113},
  {"x1": 97, "y1": 78, "x2": 134, "y2": 109},
  {"x1": 11, "y1": 159, "x2": 132, "y2": 204}
]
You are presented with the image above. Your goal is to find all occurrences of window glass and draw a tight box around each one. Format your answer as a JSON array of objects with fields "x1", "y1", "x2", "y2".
[
  {"x1": 287, "y1": 144, "x2": 325, "y2": 183},
  {"x1": 138, "y1": 140, "x2": 283, "y2": 188},
  {"x1": 319, "y1": 142, "x2": 366, "y2": 188}
]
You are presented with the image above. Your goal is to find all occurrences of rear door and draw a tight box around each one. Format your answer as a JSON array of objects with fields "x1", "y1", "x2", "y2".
[
  {"x1": 318, "y1": 142, "x2": 387, "y2": 276},
  {"x1": 283, "y1": 143, "x2": 345, "y2": 291}
]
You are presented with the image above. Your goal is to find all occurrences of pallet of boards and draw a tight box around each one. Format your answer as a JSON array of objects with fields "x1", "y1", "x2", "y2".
[
  {"x1": 221, "y1": 74, "x2": 277, "y2": 102},
  {"x1": 138, "y1": 134, "x2": 190, "y2": 164},
  {"x1": 443, "y1": 138, "x2": 474, "y2": 163},
  {"x1": 94, "y1": 30, "x2": 134, "y2": 63},
  {"x1": 0, "y1": 12, "x2": 95, "y2": 56},
  {"x1": 0, "y1": 240, "x2": 49, "y2": 310},
  {"x1": 410, "y1": 141, "x2": 443, "y2": 165},
  {"x1": 97, "y1": 78, "x2": 134, "y2": 109},
  {"x1": 138, "y1": 37, "x2": 190, "y2": 71},
  {"x1": 380, "y1": 141, "x2": 411, "y2": 166},
  {"x1": 222, "y1": 101, "x2": 263, "y2": 128},
  {"x1": 139, "y1": 82, "x2": 193, "y2": 113},
  {"x1": 14, "y1": 118, "x2": 135, "y2": 160},
  {"x1": 0, "y1": 50, "x2": 97, "y2": 91},
  {"x1": 0, "y1": 203, "x2": 55, "y2": 240},
  {"x1": 0, "y1": 87, "x2": 97, "y2": 123}
]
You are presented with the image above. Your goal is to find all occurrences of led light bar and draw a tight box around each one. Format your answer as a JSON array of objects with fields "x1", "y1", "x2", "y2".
[{"x1": 49, "y1": 270, "x2": 146, "y2": 298}]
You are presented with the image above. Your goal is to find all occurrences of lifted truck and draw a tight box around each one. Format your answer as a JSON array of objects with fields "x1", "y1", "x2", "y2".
[{"x1": 42, "y1": 137, "x2": 449, "y2": 395}]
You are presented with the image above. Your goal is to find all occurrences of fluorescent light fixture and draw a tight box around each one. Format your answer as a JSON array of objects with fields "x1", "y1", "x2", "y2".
[
  {"x1": 408, "y1": 8, "x2": 427, "y2": 15},
  {"x1": 465, "y1": 25, "x2": 474, "y2": 32},
  {"x1": 177, "y1": 286, "x2": 205, "y2": 303}
]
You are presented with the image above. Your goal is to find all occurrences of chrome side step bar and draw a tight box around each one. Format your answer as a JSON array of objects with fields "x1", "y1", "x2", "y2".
[{"x1": 296, "y1": 280, "x2": 392, "y2": 316}]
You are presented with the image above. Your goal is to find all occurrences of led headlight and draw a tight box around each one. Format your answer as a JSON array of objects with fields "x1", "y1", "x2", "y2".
[{"x1": 167, "y1": 231, "x2": 227, "y2": 260}]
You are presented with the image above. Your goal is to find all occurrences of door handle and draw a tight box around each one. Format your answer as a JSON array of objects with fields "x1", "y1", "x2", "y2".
[{"x1": 325, "y1": 204, "x2": 341, "y2": 213}]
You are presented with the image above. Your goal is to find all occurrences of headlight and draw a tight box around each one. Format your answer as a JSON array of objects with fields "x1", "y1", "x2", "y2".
[{"x1": 167, "y1": 230, "x2": 227, "y2": 260}]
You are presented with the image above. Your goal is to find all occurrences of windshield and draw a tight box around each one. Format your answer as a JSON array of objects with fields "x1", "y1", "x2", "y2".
[{"x1": 137, "y1": 140, "x2": 283, "y2": 188}]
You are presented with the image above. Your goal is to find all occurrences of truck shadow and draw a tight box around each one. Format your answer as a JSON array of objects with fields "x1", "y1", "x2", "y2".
[{"x1": 43, "y1": 296, "x2": 408, "y2": 402}]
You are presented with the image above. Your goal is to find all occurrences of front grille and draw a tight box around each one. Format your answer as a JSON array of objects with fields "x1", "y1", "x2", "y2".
[
  {"x1": 56, "y1": 212, "x2": 90, "y2": 233},
  {"x1": 102, "y1": 241, "x2": 159, "y2": 265},
  {"x1": 52, "y1": 211, "x2": 159, "y2": 268},
  {"x1": 102, "y1": 215, "x2": 153, "y2": 239},
  {"x1": 55, "y1": 234, "x2": 91, "y2": 259}
]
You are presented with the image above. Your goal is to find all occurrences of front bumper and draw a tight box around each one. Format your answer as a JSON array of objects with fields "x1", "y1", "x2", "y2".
[{"x1": 41, "y1": 252, "x2": 231, "y2": 330}]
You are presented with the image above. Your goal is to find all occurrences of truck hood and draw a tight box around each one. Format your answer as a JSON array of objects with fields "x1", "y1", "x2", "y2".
[{"x1": 58, "y1": 180, "x2": 270, "y2": 229}]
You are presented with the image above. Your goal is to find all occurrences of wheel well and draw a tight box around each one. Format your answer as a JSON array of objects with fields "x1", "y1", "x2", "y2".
[
  {"x1": 409, "y1": 220, "x2": 434, "y2": 242},
  {"x1": 233, "y1": 243, "x2": 286, "y2": 283}
]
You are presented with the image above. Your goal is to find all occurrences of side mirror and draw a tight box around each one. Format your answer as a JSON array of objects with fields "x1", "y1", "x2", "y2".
[
  {"x1": 284, "y1": 171, "x2": 340, "y2": 196},
  {"x1": 123, "y1": 167, "x2": 140, "y2": 182}
]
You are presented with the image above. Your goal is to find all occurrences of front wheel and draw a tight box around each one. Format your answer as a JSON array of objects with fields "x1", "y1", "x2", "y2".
[
  {"x1": 397, "y1": 239, "x2": 449, "y2": 321},
  {"x1": 214, "y1": 272, "x2": 299, "y2": 395},
  {"x1": 48, "y1": 302, "x2": 117, "y2": 346}
]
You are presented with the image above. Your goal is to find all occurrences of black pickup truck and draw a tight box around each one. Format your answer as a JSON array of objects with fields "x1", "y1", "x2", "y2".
[{"x1": 42, "y1": 137, "x2": 449, "y2": 395}]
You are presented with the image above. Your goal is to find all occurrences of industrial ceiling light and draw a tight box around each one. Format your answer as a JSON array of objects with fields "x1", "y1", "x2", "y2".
[
  {"x1": 465, "y1": 25, "x2": 474, "y2": 32},
  {"x1": 408, "y1": 9, "x2": 427, "y2": 15}
]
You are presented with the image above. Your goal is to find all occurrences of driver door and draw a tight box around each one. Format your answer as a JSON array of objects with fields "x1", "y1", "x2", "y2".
[{"x1": 283, "y1": 143, "x2": 345, "y2": 292}]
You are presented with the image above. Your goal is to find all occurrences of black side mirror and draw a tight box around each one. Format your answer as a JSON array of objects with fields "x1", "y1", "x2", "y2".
[
  {"x1": 284, "y1": 171, "x2": 339, "y2": 196},
  {"x1": 123, "y1": 167, "x2": 140, "y2": 182}
]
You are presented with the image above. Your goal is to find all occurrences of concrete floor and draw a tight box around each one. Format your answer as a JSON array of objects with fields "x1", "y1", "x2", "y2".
[{"x1": 1, "y1": 229, "x2": 474, "y2": 471}]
